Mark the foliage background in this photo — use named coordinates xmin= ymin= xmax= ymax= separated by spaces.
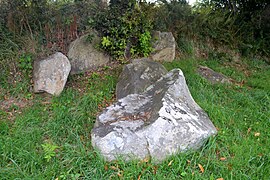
xmin=0 ymin=0 xmax=269 ymax=179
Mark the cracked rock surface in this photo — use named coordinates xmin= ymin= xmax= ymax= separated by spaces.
xmin=91 ymin=68 xmax=217 ymax=162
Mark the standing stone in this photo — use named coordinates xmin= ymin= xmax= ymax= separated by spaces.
xmin=116 ymin=58 xmax=168 ymax=100
xmin=151 ymin=31 xmax=176 ymax=62
xmin=67 ymin=32 xmax=110 ymax=74
xmin=33 ymin=52 xmax=71 ymax=96
xmin=92 ymin=69 xmax=217 ymax=162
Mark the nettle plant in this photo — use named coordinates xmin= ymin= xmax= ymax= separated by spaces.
xmin=94 ymin=0 xmax=153 ymax=61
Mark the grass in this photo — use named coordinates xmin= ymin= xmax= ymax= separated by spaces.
xmin=0 ymin=57 xmax=269 ymax=179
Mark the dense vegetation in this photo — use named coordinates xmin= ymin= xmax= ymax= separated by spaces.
xmin=0 ymin=0 xmax=269 ymax=179
xmin=94 ymin=0 xmax=153 ymax=60
xmin=1 ymin=0 xmax=269 ymax=74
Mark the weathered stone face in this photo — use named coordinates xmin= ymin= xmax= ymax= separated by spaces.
xmin=151 ymin=31 xmax=176 ymax=62
xmin=116 ymin=58 xmax=168 ymax=100
xmin=67 ymin=32 xmax=110 ymax=74
xmin=92 ymin=69 xmax=217 ymax=162
xmin=198 ymin=66 xmax=232 ymax=84
xmin=33 ymin=52 xmax=71 ymax=96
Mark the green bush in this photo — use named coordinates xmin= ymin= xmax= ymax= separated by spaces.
xmin=94 ymin=0 xmax=153 ymax=61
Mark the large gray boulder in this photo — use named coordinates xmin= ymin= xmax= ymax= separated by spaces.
xmin=151 ymin=31 xmax=176 ymax=62
xmin=33 ymin=52 xmax=71 ymax=96
xmin=67 ymin=32 xmax=110 ymax=74
xmin=92 ymin=69 xmax=217 ymax=162
xmin=116 ymin=58 xmax=168 ymax=100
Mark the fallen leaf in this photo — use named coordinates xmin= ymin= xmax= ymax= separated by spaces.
xmin=168 ymin=160 xmax=173 ymax=166
xmin=254 ymin=132 xmax=260 ymax=137
xmin=117 ymin=172 xmax=122 ymax=177
xmin=140 ymin=157 xmax=149 ymax=163
xmin=104 ymin=164 xmax=108 ymax=171
xmin=198 ymin=164 xmax=204 ymax=173
xmin=216 ymin=178 xmax=224 ymax=180
xmin=110 ymin=166 xmax=118 ymax=170
xmin=247 ymin=128 xmax=251 ymax=134
xmin=137 ymin=174 xmax=142 ymax=180
xmin=187 ymin=160 xmax=191 ymax=164
xmin=152 ymin=166 xmax=158 ymax=174
xmin=220 ymin=157 xmax=226 ymax=161
xmin=143 ymin=157 xmax=149 ymax=163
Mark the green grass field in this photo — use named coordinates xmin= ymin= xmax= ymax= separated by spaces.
xmin=0 ymin=58 xmax=269 ymax=179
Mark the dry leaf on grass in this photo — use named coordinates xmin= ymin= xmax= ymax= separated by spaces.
xmin=153 ymin=166 xmax=158 ymax=174
xmin=254 ymin=132 xmax=260 ymax=137
xmin=247 ymin=128 xmax=251 ymax=134
xmin=198 ymin=164 xmax=204 ymax=173
xmin=216 ymin=178 xmax=224 ymax=180
xmin=168 ymin=160 xmax=173 ymax=166
xmin=110 ymin=166 xmax=118 ymax=170
xmin=142 ymin=157 xmax=149 ymax=163
xmin=117 ymin=172 xmax=123 ymax=177
xmin=220 ymin=157 xmax=227 ymax=161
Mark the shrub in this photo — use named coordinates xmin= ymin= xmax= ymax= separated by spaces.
xmin=94 ymin=0 xmax=153 ymax=61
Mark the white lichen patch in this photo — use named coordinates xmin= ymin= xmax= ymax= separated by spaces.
xmin=94 ymin=131 xmax=124 ymax=153
xmin=140 ymin=67 xmax=151 ymax=80
xmin=111 ymin=120 xmax=144 ymax=131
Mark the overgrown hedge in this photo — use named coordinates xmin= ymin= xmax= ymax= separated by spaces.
xmin=152 ymin=0 xmax=270 ymax=59
xmin=0 ymin=0 xmax=269 ymax=79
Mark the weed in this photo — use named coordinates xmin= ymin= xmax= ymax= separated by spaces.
xmin=42 ymin=142 xmax=59 ymax=162
xmin=0 ymin=121 xmax=9 ymax=135
xmin=17 ymin=54 xmax=32 ymax=77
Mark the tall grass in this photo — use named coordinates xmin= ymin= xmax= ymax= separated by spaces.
xmin=0 ymin=27 xmax=20 ymax=87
